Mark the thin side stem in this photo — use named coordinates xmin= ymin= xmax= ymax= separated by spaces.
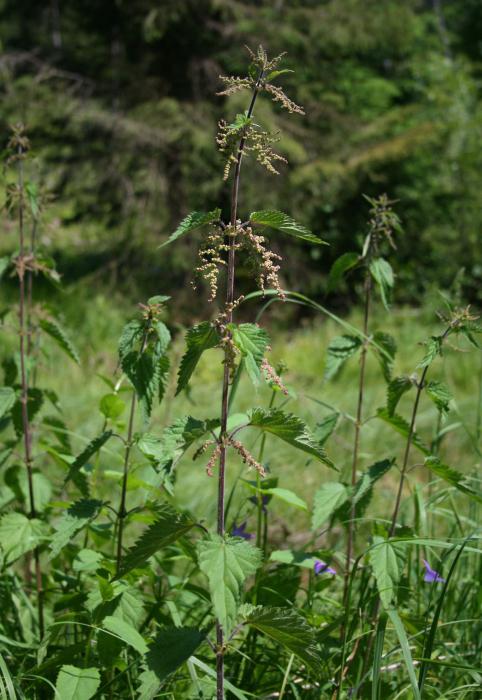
xmin=16 ymin=149 xmax=44 ymax=637
xmin=115 ymin=329 xmax=149 ymax=574
xmin=343 ymin=271 xmax=371 ymax=606
xmin=216 ymin=72 xmax=263 ymax=700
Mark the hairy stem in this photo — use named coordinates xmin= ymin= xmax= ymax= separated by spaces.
xmin=16 ymin=148 xmax=44 ymax=637
xmin=115 ymin=328 xmax=149 ymax=574
xmin=216 ymin=72 xmax=263 ymax=700
xmin=343 ymin=271 xmax=371 ymax=606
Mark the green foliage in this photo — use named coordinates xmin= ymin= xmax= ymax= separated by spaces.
xmin=176 ymin=322 xmax=220 ymax=395
xmin=247 ymin=407 xmax=335 ymax=468
xmin=376 ymin=408 xmax=430 ymax=454
xmin=369 ymin=536 xmax=404 ymax=609
xmin=249 ymin=210 xmax=325 ymax=245
xmin=0 ymin=387 xmax=15 ymax=419
xmin=424 ymin=456 xmax=482 ymax=502
xmin=102 ymin=616 xmax=148 ymax=654
xmin=139 ymin=628 xmax=205 ymax=692
xmin=229 ymin=323 xmax=270 ymax=385
xmin=387 ymin=376 xmax=413 ymax=416
xmin=324 ymin=335 xmax=362 ymax=380
xmin=0 ymin=512 xmax=47 ymax=563
xmin=426 ymin=380 xmax=452 ymax=414
xmin=55 ymin=665 xmax=100 ymax=700
xmin=160 ymin=210 xmax=222 ymax=248
xmin=197 ymin=535 xmax=262 ymax=633
xmin=39 ymin=318 xmax=80 ymax=364
xmin=369 ymin=258 xmax=394 ymax=309
xmin=371 ymin=331 xmax=397 ymax=383
xmin=49 ymin=499 xmax=103 ymax=559
xmin=244 ymin=606 xmax=321 ymax=672
xmin=116 ymin=503 xmax=195 ymax=578
xmin=312 ymin=482 xmax=348 ymax=529
xmin=327 ymin=252 xmax=359 ymax=292
xmin=65 ymin=431 xmax=113 ymax=496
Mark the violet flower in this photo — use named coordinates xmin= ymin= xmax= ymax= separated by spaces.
xmin=422 ymin=559 xmax=445 ymax=583
xmin=231 ymin=521 xmax=253 ymax=540
xmin=314 ymin=559 xmax=336 ymax=576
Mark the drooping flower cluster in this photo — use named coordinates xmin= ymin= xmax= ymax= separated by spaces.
xmin=261 ymin=358 xmax=288 ymax=395
xmin=193 ymin=226 xmax=228 ymax=301
xmin=204 ymin=436 xmax=265 ymax=478
xmin=241 ymin=226 xmax=284 ymax=298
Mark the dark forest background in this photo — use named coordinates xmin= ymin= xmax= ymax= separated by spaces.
xmin=1 ymin=0 xmax=481 ymax=315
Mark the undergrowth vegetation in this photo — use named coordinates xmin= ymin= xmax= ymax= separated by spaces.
xmin=0 ymin=47 xmax=481 ymax=700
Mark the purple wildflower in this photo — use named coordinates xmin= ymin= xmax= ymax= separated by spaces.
xmin=422 ymin=559 xmax=445 ymax=583
xmin=231 ymin=521 xmax=253 ymax=540
xmin=314 ymin=559 xmax=336 ymax=576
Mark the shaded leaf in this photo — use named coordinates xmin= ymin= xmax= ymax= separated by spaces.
xmin=245 ymin=606 xmax=321 ymax=672
xmin=249 ymin=210 xmax=326 ymax=245
xmin=426 ymin=380 xmax=452 ymax=414
xmin=116 ymin=502 xmax=195 ymax=578
xmin=12 ymin=388 xmax=43 ymax=436
xmin=138 ymin=416 xmax=216 ymax=471
xmin=197 ymin=535 xmax=262 ymax=633
xmin=324 ymin=335 xmax=362 ymax=380
xmin=424 ymin=456 xmax=482 ymax=503
xmin=376 ymin=408 xmax=430 ymax=455
xmin=102 ymin=616 xmax=148 ymax=654
xmin=0 ymin=387 xmax=15 ymax=419
xmin=313 ymin=412 xmax=339 ymax=446
xmin=418 ymin=337 xmax=442 ymax=369
xmin=387 ymin=377 xmax=413 ymax=416
xmin=49 ymin=499 xmax=103 ymax=559
xmin=65 ymin=431 xmax=112 ymax=496
xmin=176 ymin=322 xmax=220 ymax=395
xmin=142 ymin=628 xmax=204 ymax=684
xmin=39 ymin=318 xmax=80 ymax=364
xmin=372 ymin=331 xmax=397 ymax=383
xmin=327 ymin=252 xmax=359 ymax=292
xmin=369 ymin=257 xmax=394 ymax=309
xmin=0 ymin=512 xmax=48 ymax=563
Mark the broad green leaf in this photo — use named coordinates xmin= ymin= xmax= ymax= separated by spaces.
xmin=247 ymin=408 xmax=335 ymax=468
xmin=418 ymin=336 xmax=442 ymax=369
xmin=245 ymin=606 xmax=321 ymax=672
xmin=39 ymin=318 xmax=80 ymax=364
xmin=138 ymin=416 xmax=216 ymax=471
xmin=327 ymin=252 xmax=359 ymax=292
xmin=387 ymin=377 xmax=413 ymax=416
xmin=376 ymin=408 xmax=430 ymax=455
xmin=55 ymin=665 xmax=100 ymax=700
xmin=87 ymin=580 xmax=144 ymax=627
xmin=424 ymin=456 xmax=482 ymax=503
xmin=102 ymin=615 xmax=148 ymax=654
xmin=176 ymin=322 xmax=220 ymax=395
xmin=160 ymin=209 xmax=222 ymax=248
xmin=122 ymin=349 xmax=167 ymax=420
xmin=118 ymin=319 xmax=144 ymax=361
xmin=335 ymin=459 xmax=395 ymax=524
xmin=99 ymin=393 xmax=125 ymax=420
xmin=270 ymin=550 xmax=319 ymax=570
xmin=372 ymin=331 xmax=397 ymax=382
xmin=6 ymin=466 xmax=52 ymax=511
xmin=369 ymin=537 xmax=404 ymax=608
xmin=249 ymin=210 xmax=326 ymax=245
xmin=65 ymin=431 xmax=112 ymax=496
xmin=140 ymin=628 xmax=205 ymax=692
xmin=386 ymin=609 xmax=422 ymax=700
xmin=0 ymin=387 xmax=15 ymax=419
xmin=313 ymin=412 xmax=339 ymax=446
xmin=229 ymin=323 xmax=270 ymax=386
xmin=261 ymin=487 xmax=307 ymax=510
xmin=426 ymin=380 xmax=452 ymax=414
xmin=49 ymin=499 xmax=103 ymax=559
xmin=369 ymin=257 xmax=394 ymax=309
xmin=197 ymin=534 xmax=262 ymax=633
xmin=73 ymin=549 xmax=103 ymax=572
xmin=116 ymin=502 xmax=195 ymax=578
xmin=0 ymin=512 xmax=48 ymax=563
xmin=324 ymin=335 xmax=362 ymax=380
xmin=312 ymin=482 xmax=348 ymax=529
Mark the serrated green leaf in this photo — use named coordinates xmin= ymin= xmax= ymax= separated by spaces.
xmin=0 ymin=512 xmax=48 ymax=563
xmin=197 ymin=535 xmax=262 ymax=633
xmin=55 ymin=665 xmax=100 ymax=700
xmin=369 ymin=537 xmax=404 ymax=608
xmin=387 ymin=377 xmax=413 ymax=416
xmin=73 ymin=549 xmax=103 ymax=572
xmin=6 ymin=466 xmax=52 ymax=512
xmin=102 ymin=616 xmax=148 ymax=654
xmin=247 ymin=407 xmax=335 ymax=468
xmin=418 ymin=336 xmax=442 ymax=368
xmin=141 ymin=628 xmax=205 ymax=688
xmin=312 ymin=482 xmax=348 ymax=529
xmin=49 ymin=499 xmax=103 ymax=559
xmin=39 ymin=318 xmax=80 ymax=364
xmin=376 ymin=408 xmax=430 ymax=454
xmin=116 ymin=502 xmax=195 ymax=578
xmin=118 ymin=319 xmax=144 ymax=361
xmin=229 ymin=323 xmax=270 ymax=385
xmin=336 ymin=459 xmax=395 ymax=524
xmin=249 ymin=210 xmax=326 ymax=245
xmin=372 ymin=331 xmax=397 ymax=382
xmin=327 ymin=252 xmax=359 ymax=292
xmin=176 ymin=322 xmax=220 ymax=395
xmin=324 ymin=335 xmax=362 ymax=380
xmin=424 ymin=456 xmax=482 ymax=502
xmin=138 ymin=416 xmax=216 ymax=471
xmin=313 ymin=412 xmax=339 ymax=446
xmin=426 ymin=380 xmax=452 ymax=414
xmin=0 ymin=387 xmax=15 ymax=419
xmin=160 ymin=209 xmax=222 ymax=248
xmin=245 ymin=606 xmax=321 ymax=672
xmin=369 ymin=257 xmax=394 ymax=309
xmin=65 ymin=431 xmax=112 ymax=496
xmin=87 ymin=580 xmax=144 ymax=627
xmin=122 ymin=349 xmax=164 ymax=420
